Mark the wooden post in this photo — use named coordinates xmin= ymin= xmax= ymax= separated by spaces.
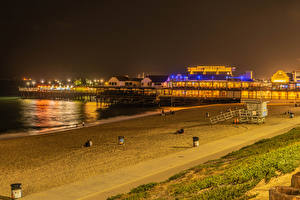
xmin=269 ymin=186 xmax=300 ymax=200
xmin=292 ymin=172 xmax=300 ymax=189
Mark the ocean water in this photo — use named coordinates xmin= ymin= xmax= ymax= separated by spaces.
xmin=0 ymin=97 xmax=156 ymax=135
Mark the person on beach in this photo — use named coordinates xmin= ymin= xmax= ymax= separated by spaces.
xmin=82 ymin=122 xmax=85 ymax=126
xmin=84 ymin=139 xmax=92 ymax=147
xmin=205 ymin=112 xmax=210 ymax=118
xmin=161 ymin=109 xmax=165 ymax=116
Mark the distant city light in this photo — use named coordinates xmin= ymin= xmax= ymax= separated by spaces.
xmin=67 ymin=79 xmax=71 ymax=82
xmin=100 ymin=79 xmax=104 ymax=83
xmin=41 ymin=80 xmax=44 ymax=84
xmin=32 ymin=81 xmax=36 ymax=85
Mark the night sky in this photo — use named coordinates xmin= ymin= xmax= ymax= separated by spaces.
xmin=1 ymin=0 xmax=300 ymax=80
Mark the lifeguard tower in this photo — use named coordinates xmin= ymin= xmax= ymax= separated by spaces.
xmin=209 ymin=99 xmax=268 ymax=124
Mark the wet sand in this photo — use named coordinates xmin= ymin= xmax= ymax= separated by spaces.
xmin=0 ymin=103 xmax=298 ymax=197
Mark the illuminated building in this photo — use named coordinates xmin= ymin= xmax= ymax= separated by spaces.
xmin=293 ymin=70 xmax=300 ymax=82
xmin=166 ymin=66 xmax=253 ymax=91
xmin=187 ymin=65 xmax=235 ymax=76
xmin=271 ymin=70 xmax=289 ymax=83
xmin=108 ymin=76 xmax=142 ymax=87
xmin=141 ymin=75 xmax=168 ymax=88
xmin=108 ymin=76 xmax=129 ymax=86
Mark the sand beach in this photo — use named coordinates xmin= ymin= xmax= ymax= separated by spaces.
xmin=0 ymin=103 xmax=299 ymax=197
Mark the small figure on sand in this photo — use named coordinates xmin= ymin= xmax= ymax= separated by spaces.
xmin=82 ymin=122 xmax=85 ymax=126
xmin=176 ymin=128 xmax=184 ymax=134
xmin=161 ymin=109 xmax=165 ymax=116
xmin=205 ymin=112 xmax=210 ymax=118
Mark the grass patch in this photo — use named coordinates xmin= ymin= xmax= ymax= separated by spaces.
xmin=129 ymin=183 xmax=158 ymax=194
xmin=107 ymin=127 xmax=300 ymax=200
xmin=168 ymin=170 xmax=189 ymax=181
xmin=107 ymin=194 xmax=123 ymax=200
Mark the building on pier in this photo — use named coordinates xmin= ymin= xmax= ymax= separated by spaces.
xmin=293 ymin=70 xmax=300 ymax=82
xmin=187 ymin=65 xmax=235 ymax=76
xmin=108 ymin=76 xmax=142 ymax=87
xmin=271 ymin=70 xmax=290 ymax=83
xmin=141 ymin=75 xmax=168 ymax=88
xmin=166 ymin=65 xmax=254 ymax=89
xmin=169 ymin=65 xmax=253 ymax=82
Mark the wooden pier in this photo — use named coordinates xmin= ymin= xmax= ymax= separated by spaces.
xmin=95 ymin=87 xmax=157 ymax=105
xmin=19 ymin=88 xmax=97 ymax=101
xmin=18 ymin=85 xmax=300 ymax=106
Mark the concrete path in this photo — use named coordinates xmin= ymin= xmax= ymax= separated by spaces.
xmin=22 ymin=118 xmax=300 ymax=200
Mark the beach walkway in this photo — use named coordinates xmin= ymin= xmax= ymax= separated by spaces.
xmin=21 ymin=117 xmax=300 ymax=200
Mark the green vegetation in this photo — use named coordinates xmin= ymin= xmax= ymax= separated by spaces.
xmin=167 ymin=170 xmax=189 ymax=181
xmin=129 ymin=183 xmax=158 ymax=194
xmin=108 ymin=128 xmax=300 ymax=200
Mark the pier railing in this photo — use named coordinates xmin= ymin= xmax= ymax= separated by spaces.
xmin=18 ymin=86 xmax=300 ymax=105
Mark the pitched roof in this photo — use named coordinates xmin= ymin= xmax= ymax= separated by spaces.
xmin=114 ymin=76 xmax=129 ymax=81
xmin=129 ymin=78 xmax=143 ymax=81
xmin=146 ymin=75 xmax=169 ymax=83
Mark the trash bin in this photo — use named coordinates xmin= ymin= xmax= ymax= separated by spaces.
xmin=11 ymin=183 xmax=22 ymax=199
xmin=193 ymin=137 xmax=199 ymax=147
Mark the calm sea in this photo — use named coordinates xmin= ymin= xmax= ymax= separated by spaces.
xmin=0 ymin=97 xmax=155 ymax=136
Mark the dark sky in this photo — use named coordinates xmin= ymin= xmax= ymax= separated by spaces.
xmin=1 ymin=0 xmax=300 ymax=80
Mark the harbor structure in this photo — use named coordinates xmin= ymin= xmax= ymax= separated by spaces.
xmin=187 ymin=65 xmax=234 ymax=76
xmin=141 ymin=75 xmax=168 ymax=88
xmin=271 ymin=70 xmax=290 ymax=83
xmin=108 ymin=76 xmax=142 ymax=87
xmin=18 ymin=65 xmax=300 ymax=105
xmin=293 ymin=70 xmax=300 ymax=83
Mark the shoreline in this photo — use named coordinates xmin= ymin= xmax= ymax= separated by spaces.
xmin=0 ymin=103 xmax=242 ymax=140
xmin=0 ymin=110 xmax=161 ymax=140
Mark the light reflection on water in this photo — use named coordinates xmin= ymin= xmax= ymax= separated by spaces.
xmin=0 ymin=98 xmax=108 ymax=134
